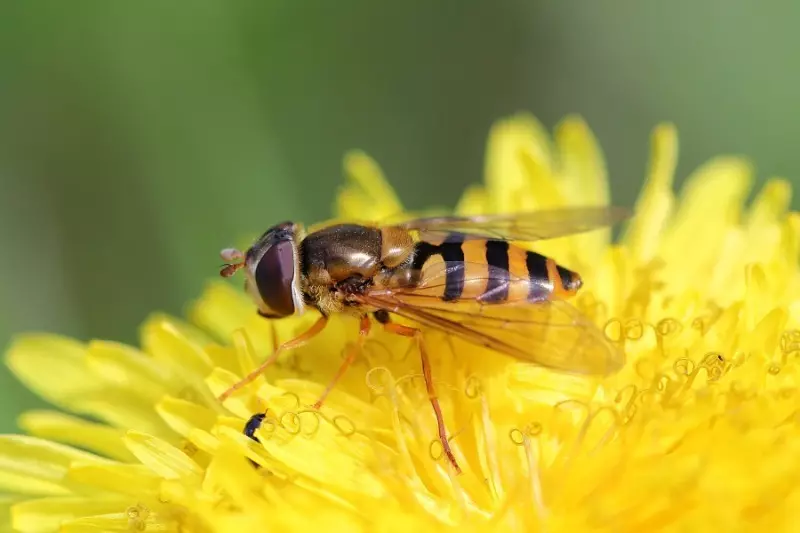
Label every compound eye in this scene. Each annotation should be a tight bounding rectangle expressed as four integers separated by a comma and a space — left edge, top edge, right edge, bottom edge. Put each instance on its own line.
254, 240, 297, 317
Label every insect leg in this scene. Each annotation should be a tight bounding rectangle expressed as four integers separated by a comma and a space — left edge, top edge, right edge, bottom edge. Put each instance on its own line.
312, 315, 371, 410
218, 315, 329, 402
383, 322, 462, 475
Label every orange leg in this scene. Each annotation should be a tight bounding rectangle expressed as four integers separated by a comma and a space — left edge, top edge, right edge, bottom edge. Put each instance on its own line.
218, 315, 329, 402
384, 322, 462, 475
312, 315, 371, 410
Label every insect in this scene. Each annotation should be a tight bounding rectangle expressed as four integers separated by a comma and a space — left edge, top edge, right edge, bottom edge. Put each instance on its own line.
220, 206, 628, 474
243, 412, 267, 468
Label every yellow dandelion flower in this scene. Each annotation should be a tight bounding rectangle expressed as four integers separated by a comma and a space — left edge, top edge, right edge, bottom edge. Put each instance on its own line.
4, 113, 800, 532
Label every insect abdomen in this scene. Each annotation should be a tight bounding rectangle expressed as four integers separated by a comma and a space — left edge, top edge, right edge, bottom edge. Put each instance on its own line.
410, 236, 582, 303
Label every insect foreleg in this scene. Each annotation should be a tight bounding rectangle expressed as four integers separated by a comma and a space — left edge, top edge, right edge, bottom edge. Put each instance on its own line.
218, 315, 329, 401
383, 322, 462, 475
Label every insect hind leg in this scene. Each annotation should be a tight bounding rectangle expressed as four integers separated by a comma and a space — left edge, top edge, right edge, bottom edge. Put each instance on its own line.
383, 322, 462, 475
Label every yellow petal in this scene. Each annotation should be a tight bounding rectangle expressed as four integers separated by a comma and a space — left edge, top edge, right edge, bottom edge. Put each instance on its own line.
484, 113, 554, 213
6, 336, 184, 438
59, 510, 179, 533
551, 115, 613, 265
0, 436, 108, 496
142, 312, 215, 349
187, 281, 276, 359
4, 335, 98, 410
57, 514, 131, 533
155, 396, 218, 438
0, 496, 22, 533
123, 431, 203, 482
186, 427, 221, 457
743, 307, 787, 362
660, 156, 753, 292
740, 179, 793, 277
747, 178, 791, 228
704, 225, 748, 305
17, 411, 134, 463
743, 263, 775, 329
70, 391, 175, 438
65, 463, 161, 499
251, 423, 387, 500
454, 185, 490, 216
10, 496, 130, 533
554, 115, 609, 206
622, 123, 678, 263
140, 316, 213, 380
205, 368, 257, 419
84, 341, 170, 404
336, 150, 404, 221
200, 440, 267, 510
517, 146, 565, 210
140, 316, 220, 409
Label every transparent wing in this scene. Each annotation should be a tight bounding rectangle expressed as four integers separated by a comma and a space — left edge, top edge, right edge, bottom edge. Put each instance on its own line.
361, 292, 622, 375
362, 260, 624, 375
395, 206, 630, 242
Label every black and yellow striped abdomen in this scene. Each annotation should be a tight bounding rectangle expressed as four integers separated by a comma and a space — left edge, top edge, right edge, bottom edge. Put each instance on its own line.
408, 235, 582, 303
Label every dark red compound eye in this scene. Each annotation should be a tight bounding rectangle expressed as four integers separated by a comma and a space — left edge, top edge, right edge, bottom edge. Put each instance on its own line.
254, 240, 297, 317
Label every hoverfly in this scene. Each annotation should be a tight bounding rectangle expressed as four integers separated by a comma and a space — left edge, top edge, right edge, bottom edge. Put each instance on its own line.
219, 207, 628, 473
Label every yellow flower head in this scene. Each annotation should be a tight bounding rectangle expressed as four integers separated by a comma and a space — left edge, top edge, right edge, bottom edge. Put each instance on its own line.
4, 114, 800, 532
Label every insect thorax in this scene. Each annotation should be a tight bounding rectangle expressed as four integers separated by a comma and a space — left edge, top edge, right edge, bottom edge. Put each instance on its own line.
298, 224, 416, 315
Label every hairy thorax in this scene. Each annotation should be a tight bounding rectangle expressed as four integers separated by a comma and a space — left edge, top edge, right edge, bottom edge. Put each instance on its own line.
299, 224, 415, 316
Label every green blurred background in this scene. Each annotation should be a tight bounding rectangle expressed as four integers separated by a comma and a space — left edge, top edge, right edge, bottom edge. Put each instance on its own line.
2, 1, 799, 430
